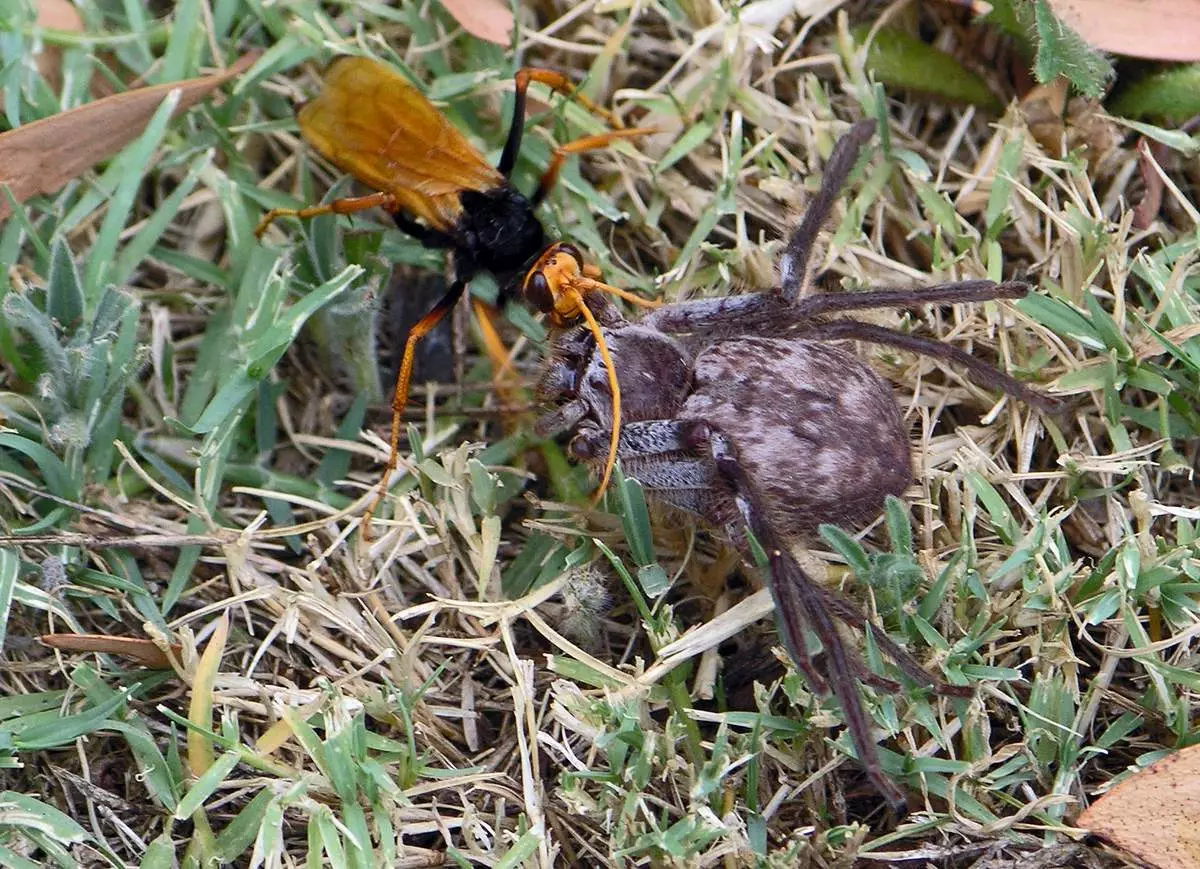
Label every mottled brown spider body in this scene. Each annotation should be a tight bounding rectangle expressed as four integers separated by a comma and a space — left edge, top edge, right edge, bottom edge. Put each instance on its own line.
540, 328, 913, 541
529, 119, 1061, 812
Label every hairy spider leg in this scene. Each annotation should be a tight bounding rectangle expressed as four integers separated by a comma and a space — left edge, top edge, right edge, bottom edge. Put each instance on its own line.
642, 280, 1027, 338
788, 279, 1030, 319
779, 119, 877, 301
363, 279, 467, 536
571, 408, 973, 805
703, 425, 908, 813
639, 279, 1061, 411
573, 416, 971, 698
795, 319, 1063, 412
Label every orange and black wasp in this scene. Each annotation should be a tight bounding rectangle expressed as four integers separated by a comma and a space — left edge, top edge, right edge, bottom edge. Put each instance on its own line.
256, 56, 658, 531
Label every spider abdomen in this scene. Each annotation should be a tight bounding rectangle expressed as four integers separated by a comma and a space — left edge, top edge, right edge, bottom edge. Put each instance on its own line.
679, 337, 912, 538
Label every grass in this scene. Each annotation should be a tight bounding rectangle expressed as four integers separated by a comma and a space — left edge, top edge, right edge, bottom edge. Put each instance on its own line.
1, 1, 1199, 867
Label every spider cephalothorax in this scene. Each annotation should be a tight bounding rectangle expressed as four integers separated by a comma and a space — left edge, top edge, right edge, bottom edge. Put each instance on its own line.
535, 119, 1062, 811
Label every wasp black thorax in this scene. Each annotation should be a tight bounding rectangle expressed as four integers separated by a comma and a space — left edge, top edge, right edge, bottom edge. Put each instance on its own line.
457, 188, 546, 278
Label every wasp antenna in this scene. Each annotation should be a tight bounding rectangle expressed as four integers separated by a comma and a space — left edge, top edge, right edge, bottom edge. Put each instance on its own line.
579, 276, 662, 311
575, 296, 621, 505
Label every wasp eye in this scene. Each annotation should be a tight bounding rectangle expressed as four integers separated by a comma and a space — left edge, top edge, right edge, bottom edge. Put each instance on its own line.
524, 271, 554, 313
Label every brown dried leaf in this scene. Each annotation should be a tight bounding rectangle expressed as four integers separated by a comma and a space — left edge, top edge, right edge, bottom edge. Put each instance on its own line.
33, 0, 84, 89
0, 52, 257, 220
41, 633, 181, 669
1078, 745, 1200, 869
439, 0, 513, 45
1021, 77, 1070, 156
1132, 137, 1168, 229
1047, 0, 1200, 62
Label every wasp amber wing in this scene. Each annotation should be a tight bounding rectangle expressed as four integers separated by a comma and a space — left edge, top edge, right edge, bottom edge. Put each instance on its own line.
297, 56, 505, 231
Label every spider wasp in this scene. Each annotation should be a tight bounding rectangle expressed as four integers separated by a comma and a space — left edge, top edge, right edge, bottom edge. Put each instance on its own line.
256, 55, 658, 532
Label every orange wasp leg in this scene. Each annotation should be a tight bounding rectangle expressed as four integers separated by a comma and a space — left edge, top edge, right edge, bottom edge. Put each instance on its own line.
254, 191, 399, 238
471, 297, 524, 413
582, 274, 661, 310
567, 274, 662, 501
531, 128, 659, 207
499, 66, 629, 176
514, 68, 621, 127
471, 298, 515, 382
362, 280, 467, 539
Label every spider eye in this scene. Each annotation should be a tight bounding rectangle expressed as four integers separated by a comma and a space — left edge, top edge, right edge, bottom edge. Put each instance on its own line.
524, 271, 554, 313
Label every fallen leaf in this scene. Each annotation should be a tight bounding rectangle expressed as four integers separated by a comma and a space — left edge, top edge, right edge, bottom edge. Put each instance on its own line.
1132, 137, 1168, 229
41, 633, 181, 669
0, 52, 257, 220
33, 0, 84, 90
439, 0, 513, 45
1047, 0, 1200, 62
1021, 77, 1070, 156
1078, 745, 1200, 869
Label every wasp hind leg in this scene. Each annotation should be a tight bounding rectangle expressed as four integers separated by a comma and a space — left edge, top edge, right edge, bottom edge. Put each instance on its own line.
255, 191, 400, 238
362, 279, 469, 539
499, 68, 628, 177
531, 128, 659, 207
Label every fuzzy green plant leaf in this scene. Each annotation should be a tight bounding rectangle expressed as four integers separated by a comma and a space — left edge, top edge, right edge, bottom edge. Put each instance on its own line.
0, 432, 77, 505
883, 495, 914, 557
853, 25, 1001, 111
1030, 0, 1114, 98
2, 292, 69, 390
45, 239, 83, 331
818, 523, 871, 576
1108, 64, 1200, 120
